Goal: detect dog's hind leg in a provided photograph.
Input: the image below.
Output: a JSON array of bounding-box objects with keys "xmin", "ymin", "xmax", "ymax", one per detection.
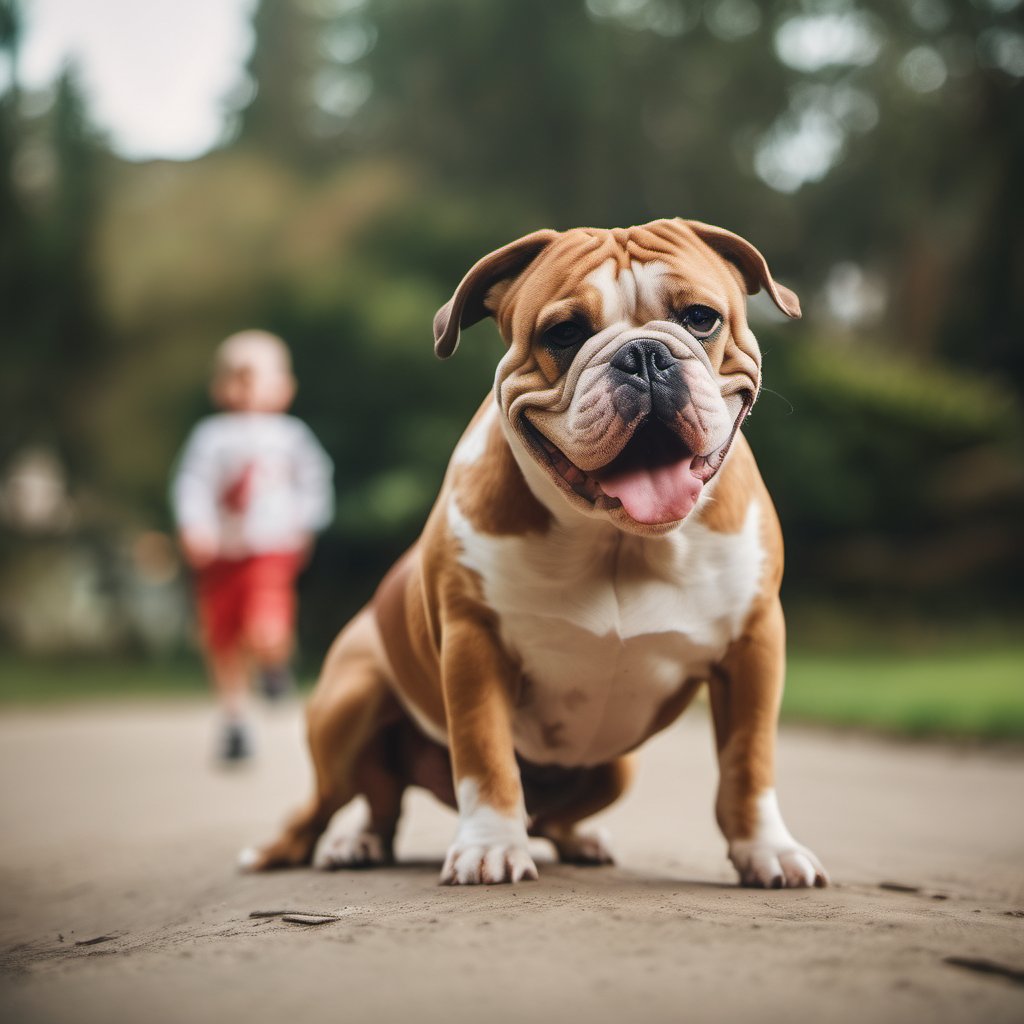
[
  {"xmin": 527, "ymin": 756, "xmax": 635, "ymax": 865},
  {"xmin": 239, "ymin": 608, "xmax": 399, "ymax": 871},
  {"xmin": 312, "ymin": 721, "xmax": 408, "ymax": 869}
]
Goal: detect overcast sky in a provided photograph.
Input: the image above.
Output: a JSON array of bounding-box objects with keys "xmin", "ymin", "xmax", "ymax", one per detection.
[{"xmin": 16, "ymin": 0, "xmax": 257, "ymax": 160}]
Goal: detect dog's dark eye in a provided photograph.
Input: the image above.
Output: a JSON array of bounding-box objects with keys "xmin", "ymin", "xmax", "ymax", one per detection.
[
  {"xmin": 678, "ymin": 305, "xmax": 722, "ymax": 340},
  {"xmin": 543, "ymin": 320, "xmax": 588, "ymax": 349}
]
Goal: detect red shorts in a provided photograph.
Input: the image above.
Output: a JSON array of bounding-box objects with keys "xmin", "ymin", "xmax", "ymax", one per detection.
[{"xmin": 195, "ymin": 552, "xmax": 303, "ymax": 655}]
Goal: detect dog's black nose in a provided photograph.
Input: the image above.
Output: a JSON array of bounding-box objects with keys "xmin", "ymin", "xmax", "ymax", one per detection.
[
  {"xmin": 610, "ymin": 339, "xmax": 675, "ymax": 378},
  {"xmin": 610, "ymin": 339, "xmax": 687, "ymax": 422}
]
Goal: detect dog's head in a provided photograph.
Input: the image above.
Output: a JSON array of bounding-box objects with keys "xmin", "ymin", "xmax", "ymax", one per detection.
[{"xmin": 434, "ymin": 219, "xmax": 800, "ymax": 534}]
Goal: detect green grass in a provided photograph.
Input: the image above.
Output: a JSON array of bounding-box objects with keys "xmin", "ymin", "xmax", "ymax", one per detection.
[
  {"xmin": 0, "ymin": 657, "xmax": 210, "ymax": 704},
  {"xmin": 783, "ymin": 649, "xmax": 1024, "ymax": 740},
  {"xmin": 0, "ymin": 650, "xmax": 1021, "ymax": 742}
]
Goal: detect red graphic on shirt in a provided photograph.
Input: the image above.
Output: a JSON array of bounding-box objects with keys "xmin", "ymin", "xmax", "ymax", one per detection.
[{"xmin": 220, "ymin": 462, "xmax": 256, "ymax": 514}]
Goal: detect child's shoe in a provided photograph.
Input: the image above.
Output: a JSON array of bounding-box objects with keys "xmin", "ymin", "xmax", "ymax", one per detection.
[
  {"xmin": 259, "ymin": 664, "xmax": 295, "ymax": 701},
  {"xmin": 219, "ymin": 719, "xmax": 253, "ymax": 764}
]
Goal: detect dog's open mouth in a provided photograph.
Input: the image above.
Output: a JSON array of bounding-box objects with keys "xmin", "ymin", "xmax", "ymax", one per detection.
[{"xmin": 521, "ymin": 414, "xmax": 741, "ymax": 525}]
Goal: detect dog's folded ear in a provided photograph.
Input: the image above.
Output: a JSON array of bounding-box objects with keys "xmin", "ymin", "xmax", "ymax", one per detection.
[
  {"xmin": 681, "ymin": 220, "xmax": 801, "ymax": 320},
  {"xmin": 434, "ymin": 229, "xmax": 560, "ymax": 358}
]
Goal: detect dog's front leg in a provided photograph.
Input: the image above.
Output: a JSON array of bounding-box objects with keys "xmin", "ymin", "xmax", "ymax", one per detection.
[
  {"xmin": 438, "ymin": 617, "xmax": 538, "ymax": 885},
  {"xmin": 709, "ymin": 597, "xmax": 829, "ymax": 889}
]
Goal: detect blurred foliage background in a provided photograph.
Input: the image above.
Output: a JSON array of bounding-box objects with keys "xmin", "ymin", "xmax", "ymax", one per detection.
[{"xmin": 0, "ymin": 0, "xmax": 1022, "ymax": 717}]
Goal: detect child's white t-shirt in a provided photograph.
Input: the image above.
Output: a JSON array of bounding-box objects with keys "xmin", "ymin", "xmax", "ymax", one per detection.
[{"xmin": 171, "ymin": 413, "xmax": 334, "ymax": 558}]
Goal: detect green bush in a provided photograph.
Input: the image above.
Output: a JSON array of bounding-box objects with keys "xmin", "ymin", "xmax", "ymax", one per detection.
[{"xmin": 749, "ymin": 332, "xmax": 1024, "ymax": 611}]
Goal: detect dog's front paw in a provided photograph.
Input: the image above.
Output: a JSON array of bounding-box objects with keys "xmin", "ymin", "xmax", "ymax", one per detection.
[
  {"xmin": 440, "ymin": 843, "xmax": 538, "ymax": 885},
  {"xmin": 314, "ymin": 830, "xmax": 392, "ymax": 870},
  {"xmin": 729, "ymin": 839, "xmax": 829, "ymax": 889},
  {"xmin": 443, "ymin": 783, "xmax": 538, "ymax": 885}
]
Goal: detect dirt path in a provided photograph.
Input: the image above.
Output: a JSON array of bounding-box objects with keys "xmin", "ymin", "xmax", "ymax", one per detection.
[{"xmin": 0, "ymin": 700, "xmax": 1022, "ymax": 1024}]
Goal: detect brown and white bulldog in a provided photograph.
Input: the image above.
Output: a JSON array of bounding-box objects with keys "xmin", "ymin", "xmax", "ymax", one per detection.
[{"xmin": 241, "ymin": 219, "xmax": 828, "ymax": 889}]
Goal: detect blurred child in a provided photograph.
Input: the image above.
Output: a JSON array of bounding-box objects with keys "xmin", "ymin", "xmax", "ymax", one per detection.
[{"xmin": 171, "ymin": 330, "xmax": 334, "ymax": 763}]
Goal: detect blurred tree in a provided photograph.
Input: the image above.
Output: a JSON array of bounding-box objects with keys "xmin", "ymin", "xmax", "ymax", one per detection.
[
  {"xmin": 782, "ymin": 0, "xmax": 1024, "ymax": 385},
  {"xmin": 43, "ymin": 71, "xmax": 107, "ymax": 479},
  {"xmin": 236, "ymin": 0, "xmax": 325, "ymax": 167},
  {"xmin": 317, "ymin": 0, "xmax": 799, "ymax": 239},
  {"xmin": 749, "ymin": 331, "xmax": 1024, "ymax": 614},
  {"xmin": 0, "ymin": 0, "xmax": 28, "ymax": 470},
  {"xmin": 0, "ymin": 61, "xmax": 107, "ymax": 485}
]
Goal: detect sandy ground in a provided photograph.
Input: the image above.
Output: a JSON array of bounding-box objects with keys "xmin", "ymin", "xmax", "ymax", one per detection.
[{"xmin": 0, "ymin": 699, "xmax": 1022, "ymax": 1024}]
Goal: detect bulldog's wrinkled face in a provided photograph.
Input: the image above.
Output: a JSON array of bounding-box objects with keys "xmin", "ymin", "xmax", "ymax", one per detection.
[{"xmin": 434, "ymin": 219, "xmax": 800, "ymax": 534}]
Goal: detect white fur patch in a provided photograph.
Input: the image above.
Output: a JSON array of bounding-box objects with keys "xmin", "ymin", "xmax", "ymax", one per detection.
[
  {"xmin": 440, "ymin": 779, "xmax": 537, "ymax": 885},
  {"xmin": 452, "ymin": 401, "xmax": 496, "ymax": 466},
  {"xmin": 750, "ymin": 789, "xmax": 796, "ymax": 847},
  {"xmin": 728, "ymin": 789, "xmax": 829, "ymax": 888},
  {"xmin": 313, "ymin": 800, "xmax": 390, "ymax": 870},
  {"xmin": 585, "ymin": 258, "xmax": 673, "ymax": 327},
  {"xmin": 448, "ymin": 493, "xmax": 764, "ymax": 766},
  {"xmin": 550, "ymin": 826, "xmax": 616, "ymax": 865}
]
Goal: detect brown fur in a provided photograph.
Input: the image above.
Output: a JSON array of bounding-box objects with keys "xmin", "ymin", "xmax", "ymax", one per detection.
[
  {"xmin": 696, "ymin": 435, "xmax": 786, "ymax": 842},
  {"xmin": 248, "ymin": 219, "xmax": 809, "ymax": 884},
  {"xmin": 450, "ymin": 403, "xmax": 552, "ymax": 537},
  {"xmin": 708, "ymin": 595, "xmax": 786, "ymax": 841}
]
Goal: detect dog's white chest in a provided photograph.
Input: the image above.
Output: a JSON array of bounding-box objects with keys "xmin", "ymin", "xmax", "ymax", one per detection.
[{"xmin": 448, "ymin": 497, "xmax": 765, "ymax": 766}]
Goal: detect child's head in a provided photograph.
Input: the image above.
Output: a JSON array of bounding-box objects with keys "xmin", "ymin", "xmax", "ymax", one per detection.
[{"xmin": 211, "ymin": 330, "xmax": 296, "ymax": 413}]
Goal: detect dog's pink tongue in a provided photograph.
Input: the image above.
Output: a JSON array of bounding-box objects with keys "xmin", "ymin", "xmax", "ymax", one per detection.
[{"xmin": 598, "ymin": 456, "xmax": 703, "ymax": 524}]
